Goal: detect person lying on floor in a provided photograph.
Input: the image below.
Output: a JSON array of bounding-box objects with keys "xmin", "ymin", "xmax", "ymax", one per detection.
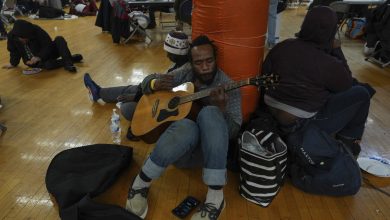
[
  {"xmin": 69, "ymin": 0, "xmax": 98, "ymax": 16},
  {"xmin": 262, "ymin": 6, "xmax": 376, "ymax": 158},
  {"xmin": 83, "ymin": 31, "xmax": 189, "ymax": 139},
  {"xmin": 2, "ymin": 20, "xmax": 83, "ymax": 73}
]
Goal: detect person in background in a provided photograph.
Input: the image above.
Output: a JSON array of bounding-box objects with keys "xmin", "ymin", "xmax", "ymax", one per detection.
[
  {"xmin": 267, "ymin": 0, "xmax": 279, "ymax": 49},
  {"xmin": 0, "ymin": 0, "xmax": 8, "ymax": 40},
  {"xmin": 83, "ymin": 31, "xmax": 190, "ymax": 139},
  {"xmin": 262, "ymin": 6, "xmax": 375, "ymax": 158},
  {"xmin": 2, "ymin": 20, "xmax": 83, "ymax": 73},
  {"xmin": 125, "ymin": 35, "xmax": 242, "ymax": 220},
  {"xmin": 69, "ymin": 0, "xmax": 99, "ymax": 16}
]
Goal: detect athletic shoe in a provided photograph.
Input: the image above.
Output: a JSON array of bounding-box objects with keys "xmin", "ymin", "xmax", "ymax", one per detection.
[
  {"xmin": 191, "ymin": 200, "xmax": 225, "ymax": 220},
  {"xmin": 126, "ymin": 187, "xmax": 149, "ymax": 219}
]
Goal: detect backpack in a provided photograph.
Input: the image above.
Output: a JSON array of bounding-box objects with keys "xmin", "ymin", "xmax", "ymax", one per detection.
[
  {"xmin": 345, "ymin": 18, "xmax": 366, "ymax": 39},
  {"xmin": 238, "ymin": 113, "xmax": 288, "ymax": 207},
  {"xmin": 286, "ymin": 123, "xmax": 362, "ymax": 196},
  {"xmin": 46, "ymin": 144, "xmax": 141, "ymax": 220},
  {"xmin": 38, "ymin": 5, "xmax": 65, "ymax": 18}
]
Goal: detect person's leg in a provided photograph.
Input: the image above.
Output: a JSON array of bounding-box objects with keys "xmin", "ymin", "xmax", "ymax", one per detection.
[
  {"xmin": 191, "ymin": 106, "xmax": 229, "ymax": 220},
  {"xmin": 147, "ymin": 7, "xmax": 157, "ymax": 28},
  {"xmin": 53, "ymin": 36, "xmax": 76, "ymax": 72},
  {"xmin": 126, "ymin": 119, "xmax": 199, "ymax": 218},
  {"xmin": 311, "ymin": 86, "xmax": 371, "ymax": 156},
  {"xmin": 100, "ymin": 85, "xmax": 139, "ymax": 103},
  {"xmin": 267, "ymin": 0, "xmax": 279, "ymax": 48},
  {"xmin": 120, "ymin": 101, "xmax": 137, "ymax": 121}
]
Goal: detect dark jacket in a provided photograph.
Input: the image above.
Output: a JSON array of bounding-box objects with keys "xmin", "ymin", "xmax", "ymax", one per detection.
[
  {"xmin": 7, "ymin": 20, "xmax": 53, "ymax": 66},
  {"xmin": 262, "ymin": 6, "xmax": 352, "ymax": 114}
]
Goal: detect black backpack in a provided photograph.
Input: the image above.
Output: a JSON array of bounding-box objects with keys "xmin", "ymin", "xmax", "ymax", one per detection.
[
  {"xmin": 38, "ymin": 5, "xmax": 65, "ymax": 18},
  {"xmin": 286, "ymin": 123, "xmax": 362, "ymax": 196},
  {"xmin": 45, "ymin": 144, "xmax": 141, "ymax": 220}
]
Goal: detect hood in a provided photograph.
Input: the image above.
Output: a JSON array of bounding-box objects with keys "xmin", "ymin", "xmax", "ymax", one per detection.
[
  {"xmin": 297, "ymin": 6, "xmax": 338, "ymax": 53},
  {"xmin": 10, "ymin": 20, "xmax": 37, "ymax": 38}
]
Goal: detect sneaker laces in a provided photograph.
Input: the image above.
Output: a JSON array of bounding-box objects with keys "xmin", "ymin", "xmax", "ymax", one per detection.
[
  {"xmin": 128, "ymin": 187, "xmax": 149, "ymax": 199},
  {"xmin": 197, "ymin": 202, "xmax": 221, "ymax": 220}
]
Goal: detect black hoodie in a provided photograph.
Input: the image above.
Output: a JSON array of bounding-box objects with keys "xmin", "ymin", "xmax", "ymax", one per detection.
[
  {"xmin": 7, "ymin": 20, "xmax": 53, "ymax": 66},
  {"xmin": 262, "ymin": 6, "xmax": 352, "ymax": 115}
]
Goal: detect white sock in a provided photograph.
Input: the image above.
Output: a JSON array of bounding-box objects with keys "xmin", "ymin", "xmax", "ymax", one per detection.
[
  {"xmin": 132, "ymin": 174, "xmax": 151, "ymax": 190},
  {"xmin": 205, "ymin": 188, "xmax": 224, "ymax": 208}
]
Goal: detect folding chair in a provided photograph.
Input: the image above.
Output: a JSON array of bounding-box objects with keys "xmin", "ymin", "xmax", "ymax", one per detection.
[
  {"xmin": 329, "ymin": 1, "xmax": 352, "ymax": 39},
  {"xmin": 123, "ymin": 11, "xmax": 152, "ymax": 46},
  {"xmin": 365, "ymin": 43, "xmax": 390, "ymax": 68}
]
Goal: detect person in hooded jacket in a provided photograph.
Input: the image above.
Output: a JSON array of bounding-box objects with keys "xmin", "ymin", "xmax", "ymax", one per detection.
[
  {"xmin": 262, "ymin": 6, "xmax": 375, "ymax": 158},
  {"xmin": 2, "ymin": 20, "xmax": 83, "ymax": 73}
]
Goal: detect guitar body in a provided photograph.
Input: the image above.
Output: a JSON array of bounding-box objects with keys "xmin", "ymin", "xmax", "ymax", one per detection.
[{"xmin": 131, "ymin": 82, "xmax": 195, "ymax": 140}]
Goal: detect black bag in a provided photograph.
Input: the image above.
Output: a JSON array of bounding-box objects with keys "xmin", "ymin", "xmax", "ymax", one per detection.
[
  {"xmin": 38, "ymin": 6, "xmax": 65, "ymax": 18},
  {"xmin": 45, "ymin": 144, "xmax": 141, "ymax": 220},
  {"xmin": 238, "ymin": 127, "xmax": 288, "ymax": 207},
  {"xmin": 286, "ymin": 123, "xmax": 362, "ymax": 196}
]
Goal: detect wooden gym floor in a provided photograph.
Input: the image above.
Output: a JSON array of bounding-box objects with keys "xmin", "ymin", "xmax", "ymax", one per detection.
[{"xmin": 0, "ymin": 6, "xmax": 389, "ymax": 220}]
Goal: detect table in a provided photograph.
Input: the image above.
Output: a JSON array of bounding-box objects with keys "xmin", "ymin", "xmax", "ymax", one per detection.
[
  {"xmin": 342, "ymin": 0, "xmax": 385, "ymax": 5},
  {"xmin": 127, "ymin": 0, "xmax": 175, "ymax": 7}
]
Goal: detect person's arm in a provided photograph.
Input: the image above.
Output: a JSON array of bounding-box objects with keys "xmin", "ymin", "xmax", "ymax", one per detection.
[
  {"xmin": 140, "ymin": 62, "xmax": 192, "ymax": 94},
  {"xmin": 320, "ymin": 50, "xmax": 353, "ymax": 93},
  {"xmin": 7, "ymin": 37, "xmax": 21, "ymax": 67}
]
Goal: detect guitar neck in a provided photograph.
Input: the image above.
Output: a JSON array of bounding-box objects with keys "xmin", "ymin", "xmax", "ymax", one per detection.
[{"xmin": 179, "ymin": 78, "xmax": 252, "ymax": 104}]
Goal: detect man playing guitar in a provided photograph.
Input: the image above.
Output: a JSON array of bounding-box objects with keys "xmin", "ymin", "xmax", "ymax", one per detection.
[{"xmin": 126, "ymin": 35, "xmax": 242, "ymax": 220}]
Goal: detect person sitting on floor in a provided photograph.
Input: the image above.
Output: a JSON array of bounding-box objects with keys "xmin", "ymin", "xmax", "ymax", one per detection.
[
  {"xmin": 69, "ymin": 0, "xmax": 98, "ymax": 16},
  {"xmin": 125, "ymin": 35, "xmax": 242, "ymax": 220},
  {"xmin": 2, "ymin": 20, "xmax": 83, "ymax": 73},
  {"xmin": 83, "ymin": 31, "xmax": 189, "ymax": 139},
  {"xmin": 262, "ymin": 6, "xmax": 375, "ymax": 158}
]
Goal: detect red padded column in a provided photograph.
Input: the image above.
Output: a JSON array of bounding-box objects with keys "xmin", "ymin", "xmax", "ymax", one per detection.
[{"xmin": 192, "ymin": 0, "xmax": 268, "ymax": 122}]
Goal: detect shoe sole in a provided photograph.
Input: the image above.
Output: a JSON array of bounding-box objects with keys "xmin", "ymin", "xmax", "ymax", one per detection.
[{"xmin": 125, "ymin": 201, "xmax": 148, "ymax": 219}]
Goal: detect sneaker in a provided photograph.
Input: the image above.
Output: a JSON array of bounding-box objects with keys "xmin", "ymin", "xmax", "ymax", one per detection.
[
  {"xmin": 191, "ymin": 200, "xmax": 225, "ymax": 220},
  {"xmin": 125, "ymin": 187, "xmax": 149, "ymax": 219},
  {"xmin": 83, "ymin": 73, "xmax": 102, "ymax": 102},
  {"xmin": 71, "ymin": 54, "xmax": 83, "ymax": 63}
]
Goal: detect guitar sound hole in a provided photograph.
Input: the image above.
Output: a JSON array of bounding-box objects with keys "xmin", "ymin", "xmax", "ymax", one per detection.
[{"xmin": 168, "ymin": 97, "xmax": 180, "ymax": 109}]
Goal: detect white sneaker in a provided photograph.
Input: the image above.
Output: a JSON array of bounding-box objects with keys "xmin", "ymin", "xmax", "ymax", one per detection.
[
  {"xmin": 125, "ymin": 187, "xmax": 149, "ymax": 219},
  {"xmin": 363, "ymin": 43, "xmax": 375, "ymax": 56}
]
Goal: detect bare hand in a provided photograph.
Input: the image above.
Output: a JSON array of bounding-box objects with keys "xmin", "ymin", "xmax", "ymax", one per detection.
[
  {"xmin": 154, "ymin": 74, "xmax": 174, "ymax": 91},
  {"xmin": 209, "ymin": 85, "xmax": 228, "ymax": 112},
  {"xmin": 117, "ymin": 94, "xmax": 136, "ymax": 102},
  {"xmin": 2, "ymin": 64, "xmax": 15, "ymax": 69},
  {"xmin": 26, "ymin": 56, "xmax": 41, "ymax": 65}
]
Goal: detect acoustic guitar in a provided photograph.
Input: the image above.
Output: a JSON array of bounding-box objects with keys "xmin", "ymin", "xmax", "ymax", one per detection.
[{"xmin": 131, "ymin": 74, "xmax": 279, "ymax": 143}]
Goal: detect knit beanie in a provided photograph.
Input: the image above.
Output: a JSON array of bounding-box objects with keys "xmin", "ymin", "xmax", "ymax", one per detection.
[{"xmin": 164, "ymin": 31, "xmax": 189, "ymax": 55}]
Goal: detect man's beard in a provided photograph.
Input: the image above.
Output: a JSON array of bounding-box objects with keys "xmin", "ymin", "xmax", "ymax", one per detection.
[{"xmin": 194, "ymin": 67, "xmax": 218, "ymax": 85}]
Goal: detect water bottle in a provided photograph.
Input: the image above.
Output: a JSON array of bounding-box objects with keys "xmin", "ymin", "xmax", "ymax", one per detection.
[{"xmin": 110, "ymin": 109, "xmax": 121, "ymax": 144}]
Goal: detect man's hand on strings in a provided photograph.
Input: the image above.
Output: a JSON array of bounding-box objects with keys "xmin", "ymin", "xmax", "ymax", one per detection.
[{"xmin": 209, "ymin": 85, "xmax": 228, "ymax": 112}]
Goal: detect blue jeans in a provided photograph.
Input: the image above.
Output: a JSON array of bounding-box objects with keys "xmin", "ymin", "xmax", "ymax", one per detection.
[
  {"xmin": 283, "ymin": 85, "xmax": 371, "ymax": 139},
  {"xmin": 141, "ymin": 106, "xmax": 229, "ymax": 186},
  {"xmin": 267, "ymin": 0, "xmax": 279, "ymax": 45}
]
